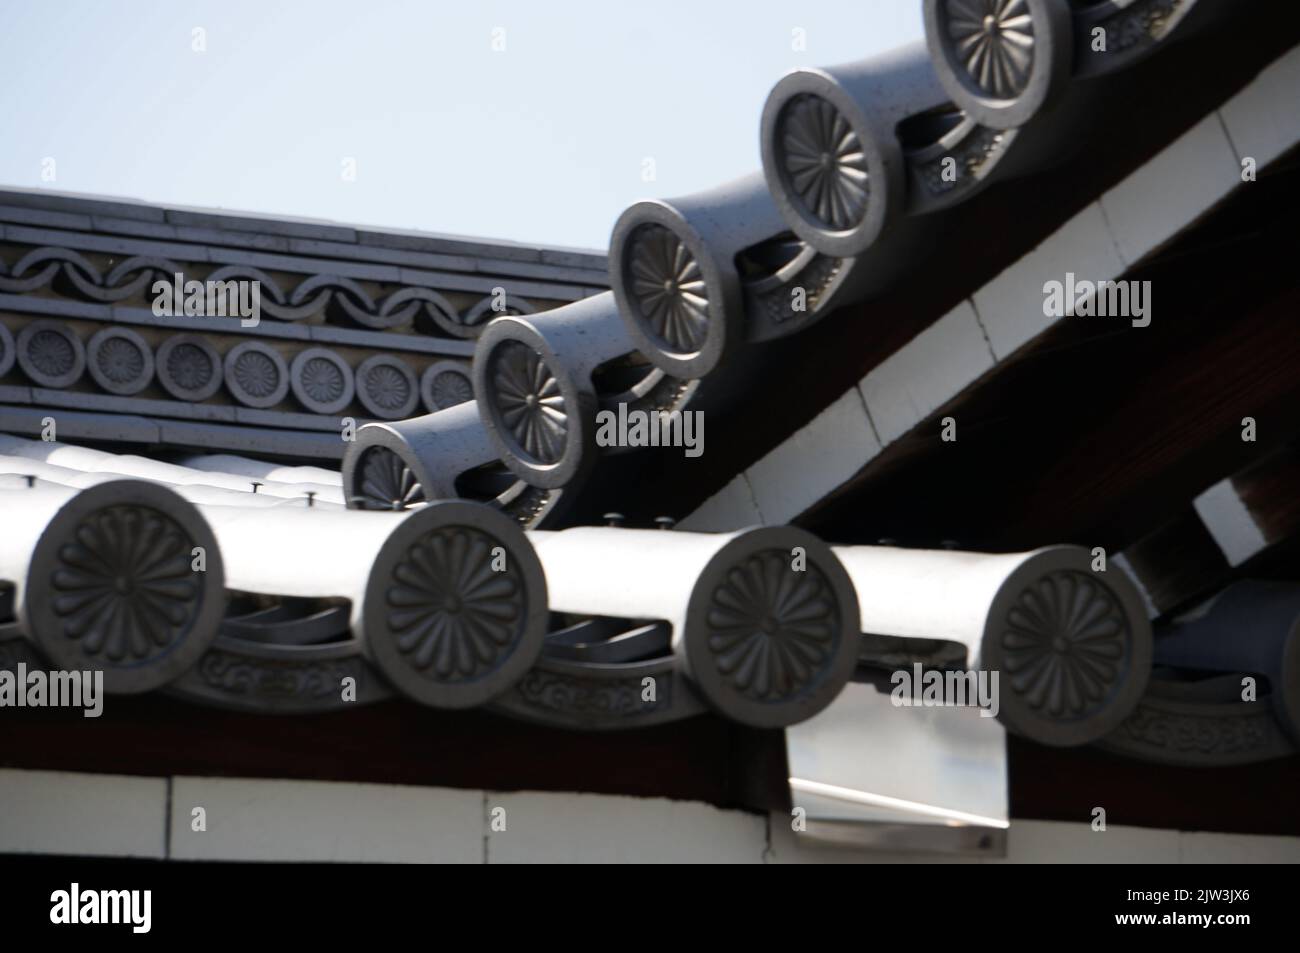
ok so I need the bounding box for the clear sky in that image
[0,0,922,251]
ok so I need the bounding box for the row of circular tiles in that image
[0,475,1156,742]
[0,319,475,420]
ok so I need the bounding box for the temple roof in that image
[3,0,1299,844]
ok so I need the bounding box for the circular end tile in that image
[224,341,290,409]
[363,500,549,707]
[16,320,85,389]
[26,480,227,694]
[760,74,902,257]
[156,334,223,402]
[610,204,734,379]
[355,354,419,420]
[982,546,1152,746]
[290,347,355,415]
[87,326,154,396]
[420,360,474,412]
[683,526,860,728]
[923,0,1073,129]
[345,443,429,511]
[0,323,16,379]
[472,320,591,489]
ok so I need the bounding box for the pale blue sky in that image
[0,1,922,250]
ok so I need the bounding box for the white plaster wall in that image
[2,769,1298,863]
